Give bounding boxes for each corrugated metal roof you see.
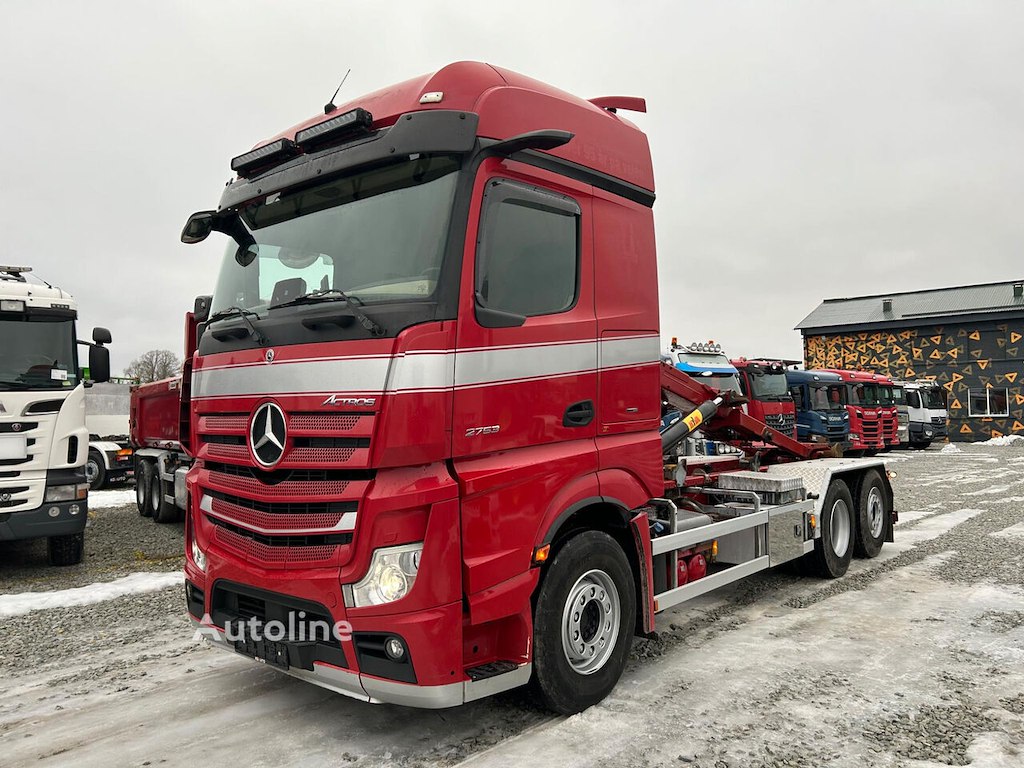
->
[796,279,1024,331]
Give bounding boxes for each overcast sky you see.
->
[2,1,1022,372]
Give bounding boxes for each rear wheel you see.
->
[152,472,178,524]
[531,531,635,714]
[48,532,84,566]
[138,461,155,517]
[814,480,854,578]
[86,450,107,491]
[854,470,887,559]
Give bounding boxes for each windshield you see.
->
[0,316,78,390]
[747,372,789,399]
[923,388,947,409]
[878,385,894,405]
[893,386,906,405]
[847,383,879,406]
[705,373,742,394]
[809,383,845,411]
[210,155,461,317]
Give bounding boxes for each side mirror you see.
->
[474,291,526,329]
[236,243,259,267]
[182,211,217,244]
[194,295,212,323]
[89,345,110,384]
[92,326,112,345]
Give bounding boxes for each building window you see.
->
[968,387,1009,417]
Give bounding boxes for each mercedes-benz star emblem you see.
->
[250,402,287,467]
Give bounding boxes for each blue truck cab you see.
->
[785,369,849,444]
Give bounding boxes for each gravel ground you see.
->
[0,484,184,592]
[1,445,1022,767]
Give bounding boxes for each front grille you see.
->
[211,518,347,565]
[290,413,366,431]
[199,413,249,432]
[764,413,796,436]
[0,422,37,433]
[205,489,355,534]
[931,416,946,425]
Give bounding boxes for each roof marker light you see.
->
[295,107,374,149]
[230,138,301,177]
[419,91,443,104]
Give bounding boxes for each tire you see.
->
[853,469,887,559]
[138,460,155,517]
[152,473,178,524]
[531,531,635,715]
[86,450,107,491]
[910,441,931,450]
[48,532,84,566]
[814,479,855,578]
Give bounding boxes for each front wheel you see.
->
[531,531,635,715]
[86,451,106,491]
[814,480,855,578]
[48,532,84,566]
[910,441,931,450]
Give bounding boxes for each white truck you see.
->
[0,265,112,565]
[892,380,949,449]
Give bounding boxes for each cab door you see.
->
[451,163,597,598]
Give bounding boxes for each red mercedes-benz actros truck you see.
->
[732,358,797,439]
[179,62,897,714]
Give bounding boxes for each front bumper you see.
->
[0,499,87,541]
[186,580,528,709]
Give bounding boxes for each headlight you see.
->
[45,483,89,502]
[190,537,207,572]
[347,543,423,608]
[850,433,860,441]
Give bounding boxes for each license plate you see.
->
[0,436,27,460]
[233,637,290,669]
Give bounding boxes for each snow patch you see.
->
[89,488,137,509]
[0,572,183,617]
[980,434,1024,446]
[940,443,963,454]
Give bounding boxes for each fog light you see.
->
[69,504,81,515]
[384,636,406,660]
[48,506,60,517]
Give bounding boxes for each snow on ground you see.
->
[981,435,1024,446]
[88,488,137,509]
[2,445,1023,768]
[940,443,963,453]
[0,572,183,617]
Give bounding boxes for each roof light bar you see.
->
[295,108,373,149]
[231,138,301,177]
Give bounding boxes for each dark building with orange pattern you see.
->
[796,279,1024,442]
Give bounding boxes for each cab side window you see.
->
[476,179,579,324]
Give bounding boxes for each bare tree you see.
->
[124,349,181,383]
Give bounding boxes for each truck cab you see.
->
[892,380,947,449]
[785,369,849,445]
[0,265,111,565]
[663,339,741,394]
[821,369,892,454]
[732,358,796,439]
[661,339,741,456]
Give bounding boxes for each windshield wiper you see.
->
[206,306,268,346]
[269,289,385,337]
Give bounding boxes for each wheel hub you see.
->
[867,487,885,539]
[830,498,851,557]
[561,569,620,675]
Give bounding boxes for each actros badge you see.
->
[323,395,376,407]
